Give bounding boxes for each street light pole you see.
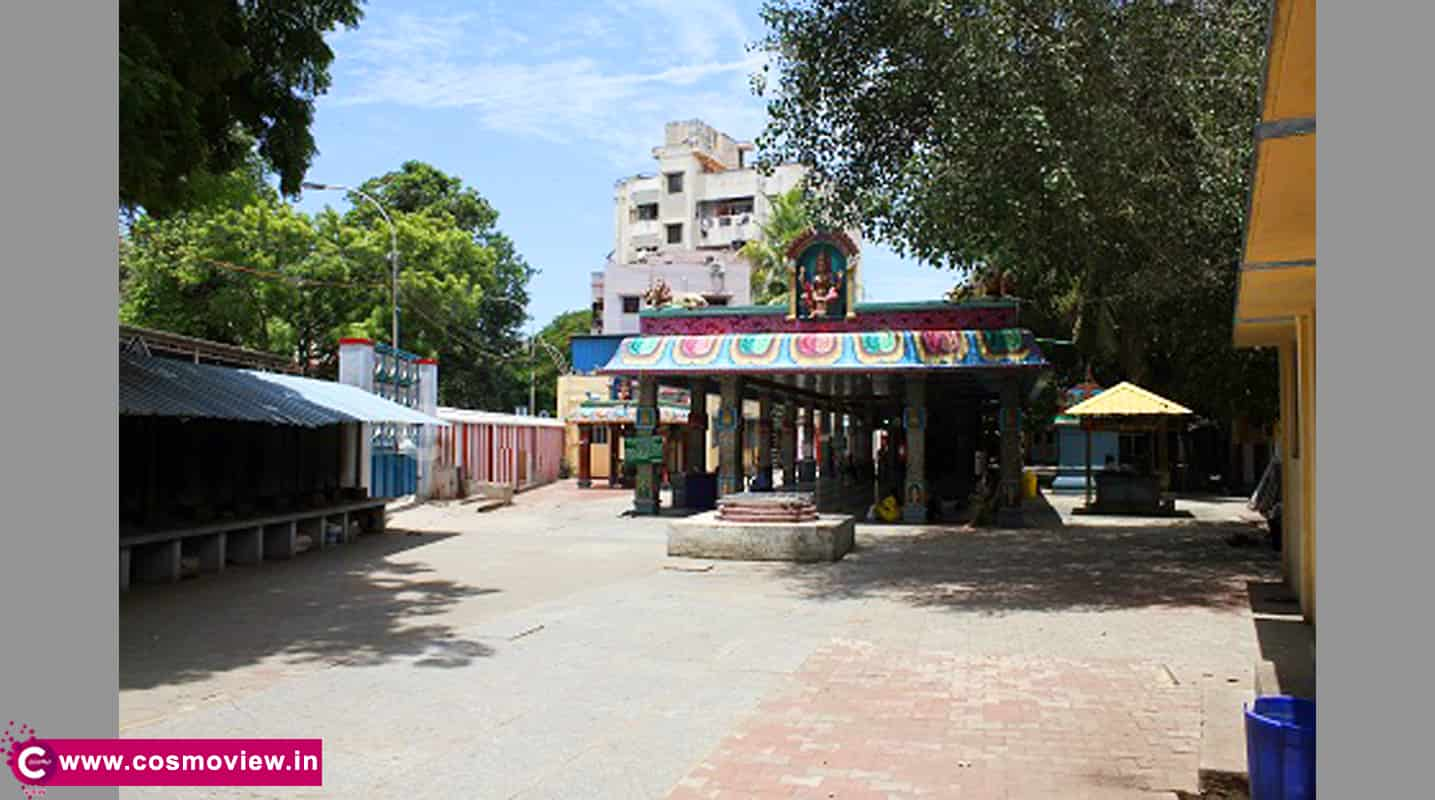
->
[302,182,400,352]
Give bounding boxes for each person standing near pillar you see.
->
[903,376,929,523]
[633,377,661,514]
[717,376,745,496]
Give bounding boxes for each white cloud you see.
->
[326,3,770,169]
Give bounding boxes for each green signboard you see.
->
[624,435,665,465]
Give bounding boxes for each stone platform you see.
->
[716,491,817,522]
[668,510,855,562]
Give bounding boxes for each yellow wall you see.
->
[557,375,615,476]
[1274,315,1316,624]
[1297,314,1315,623]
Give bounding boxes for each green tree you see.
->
[753,0,1278,425]
[738,186,814,304]
[120,0,364,216]
[339,162,536,410]
[121,162,537,411]
[529,310,592,415]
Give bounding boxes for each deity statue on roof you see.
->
[643,277,674,309]
[801,250,841,318]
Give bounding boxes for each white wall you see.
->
[599,255,752,335]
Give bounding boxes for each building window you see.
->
[621,295,641,314]
[592,427,609,445]
[704,295,729,307]
[635,203,658,221]
[665,172,684,193]
[666,223,683,244]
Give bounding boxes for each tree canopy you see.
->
[120,161,536,411]
[530,310,593,415]
[119,0,364,216]
[753,0,1278,425]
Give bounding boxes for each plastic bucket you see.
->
[1022,470,1039,500]
[1245,696,1315,800]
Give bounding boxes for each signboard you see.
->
[624,435,665,465]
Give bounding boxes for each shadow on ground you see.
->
[775,519,1282,615]
[121,528,496,691]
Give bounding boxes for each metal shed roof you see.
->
[120,353,447,427]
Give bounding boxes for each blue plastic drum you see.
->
[1245,696,1315,800]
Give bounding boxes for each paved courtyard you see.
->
[120,483,1279,799]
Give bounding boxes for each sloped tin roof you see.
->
[120,353,447,427]
[1063,381,1193,417]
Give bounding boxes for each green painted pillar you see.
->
[633,376,660,515]
[717,376,745,496]
[1000,376,1023,508]
[902,376,929,523]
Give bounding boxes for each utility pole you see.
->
[529,335,536,416]
[302,182,400,351]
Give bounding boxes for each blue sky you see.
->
[290,0,961,333]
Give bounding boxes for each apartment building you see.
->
[591,120,807,335]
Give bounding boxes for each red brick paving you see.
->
[668,641,1200,799]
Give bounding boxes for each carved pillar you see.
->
[686,380,708,475]
[717,376,745,496]
[903,376,929,523]
[1000,376,1022,508]
[755,393,774,490]
[577,425,592,488]
[800,404,817,485]
[780,399,798,489]
[633,377,660,515]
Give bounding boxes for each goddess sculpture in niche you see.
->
[802,249,841,318]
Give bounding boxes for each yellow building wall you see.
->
[557,375,615,478]
[1298,314,1316,623]
[1275,314,1317,625]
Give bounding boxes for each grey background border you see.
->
[0,1,1427,798]
[0,2,119,800]
[1322,1,1431,798]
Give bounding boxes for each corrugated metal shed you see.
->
[437,407,565,428]
[120,353,447,427]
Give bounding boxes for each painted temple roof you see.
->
[1063,382,1193,418]
[565,400,690,426]
[598,329,1047,375]
[1053,380,1105,426]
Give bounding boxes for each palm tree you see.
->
[738,187,812,305]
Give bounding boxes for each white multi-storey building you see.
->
[591,120,808,335]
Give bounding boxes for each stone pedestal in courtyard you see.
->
[668,508,855,563]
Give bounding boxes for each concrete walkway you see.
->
[120,483,1281,798]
